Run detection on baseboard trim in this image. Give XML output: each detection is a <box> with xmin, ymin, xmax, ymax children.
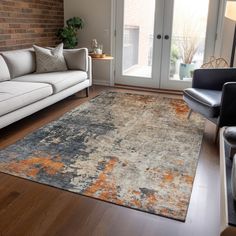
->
<box><xmin>93</xmin><ymin>80</ymin><xmax>111</xmax><ymax>86</ymax></box>
<box><xmin>114</xmin><ymin>84</ymin><xmax>183</xmax><ymax>95</ymax></box>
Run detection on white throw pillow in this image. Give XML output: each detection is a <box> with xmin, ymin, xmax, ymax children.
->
<box><xmin>33</xmin><ymin>43</ymin><xmax>68</xmax><ymax>73</ymax></box>
<box><xmin>0</xmin><ymin>55</ymin><xmax>11</xmax><ymax>81</ymax></box>
<box><xmin>63</xmin><ymin>48</ymin><xmax>88</xmax><ymax>71</ymax></box>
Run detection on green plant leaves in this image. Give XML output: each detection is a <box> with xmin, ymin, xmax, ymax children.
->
<box><xmin>56</xmin><ymin>17</ymin><xmax>84</xmax><ymax>49</ymax></box>
<box><xmin>66</xmin><ymin>17</ymin><xmax>85</xmax><ymax>29</ymax></box>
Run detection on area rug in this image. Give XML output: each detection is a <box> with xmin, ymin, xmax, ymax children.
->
<box><xmin>0</xmin><ymin>91</ymin><xmax>204</xmax><ymax>221</ymax></box>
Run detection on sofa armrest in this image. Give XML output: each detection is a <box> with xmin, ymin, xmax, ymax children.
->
<box><xmin>192</xmin><ymin>68</ymin><xmax>236</xmax><ymax>90</ymax></box>
<box><xmin>219</xmin><ymin>82</ymin><xmax>236</xmax><ymax>127</ymax></box>
<box><xmin>63</xmin><ymin>48</ymin><xmax>88</xmax><ymax>72</ymax></box>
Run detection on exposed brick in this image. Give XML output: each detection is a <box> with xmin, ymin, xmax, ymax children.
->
<box><xmin>0</xmin><ymin>0</ymin><xmax>64</xmax><ymax>51</ymax></box>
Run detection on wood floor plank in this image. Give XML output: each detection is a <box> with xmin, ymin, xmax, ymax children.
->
<box><xmin>0</xmin><ymin>86</ymin><xmax>220</xmax><ymax>236</ymax></box>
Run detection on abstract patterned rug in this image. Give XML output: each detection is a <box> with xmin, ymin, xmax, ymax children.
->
<box><xmin>0</xmin><ymin>92</ymin><xmax>204</xmax><ymax>221</ymax></box>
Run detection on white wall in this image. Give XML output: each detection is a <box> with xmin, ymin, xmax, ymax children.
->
<box><xmin>64</xmin><ymin>0</ymin><xmax>113</xmax><ymax>86</ymax></box>
<box><xmin>220</xmin><ymin>18</ymin><xmax>235</xmax><ymax>66</ymax></box>
<box><xmin>211</xmin><ymin>0</ymin><xmax>236</xmax><ymax>66</ymax></box>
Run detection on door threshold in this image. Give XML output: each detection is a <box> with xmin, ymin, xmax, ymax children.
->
<box><xmin>114</xmin><ymin>84</ymin><xmax>183</xmax><ymax>95</ymax></box>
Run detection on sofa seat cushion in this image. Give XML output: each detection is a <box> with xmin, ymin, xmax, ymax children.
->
<box><xmin>13</xmin><ymin>71</ymin><xmax>87</xmax><ymax>94</ymax></box>
<box><xmin>183</xmin><ymin>88</ymin><xmax>222</xmax><ymax>118</ymax></box>
<box><xmin>0</xmin><ymin>81</ymin><xmax>53</xmax><ymax>117</ymax></box>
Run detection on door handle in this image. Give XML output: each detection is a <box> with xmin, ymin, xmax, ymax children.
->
<box><xmin>164</xmin><ymin>35</ymin><xmax>170</xmax><ymax>40</ymax></box>
<box><xmin>157</xmin><ymin>34</ymin><xmax>162</xmax><ymax>39</ymax></box>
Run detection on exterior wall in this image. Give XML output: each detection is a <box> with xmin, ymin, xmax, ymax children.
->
<box><xmin>124</xmin><ymin>0</ymin><xmax>155</xmax><ymax>66</ymax></box>
<box><xmin>0</xmin><ymin>0</ymin><xmax>64</xmax><ymax>51</ymax></box>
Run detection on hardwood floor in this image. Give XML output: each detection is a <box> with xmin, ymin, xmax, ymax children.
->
<box><xmin>0</xmin><ymin>86</ymin><xmax>220</xmax><ymax>236</ymax></box>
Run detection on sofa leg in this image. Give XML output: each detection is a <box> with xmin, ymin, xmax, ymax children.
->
<box><xmin>86</xmin><ymin>87</ymin><xmax>89</xmax><ymax>97</ymax></box>
<box><xmin>187</xmin><ymin>109</ymin><xmax>192</xmax><ymax>119</ymax></box>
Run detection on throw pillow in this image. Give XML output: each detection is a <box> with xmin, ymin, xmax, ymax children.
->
<box><xmin>0</xmin><ymin>55</ymin><xmax>11</xmax><ymax>81</ymax></box>
<box><xmin>33</xmin><ymin>43</ymin><xmax>68</xmax><ymax>73</ymax></box>
<box><xmin>63</xmin><ymin>48</ymin><xmax>88</xmax><ymax>71</ymax></box>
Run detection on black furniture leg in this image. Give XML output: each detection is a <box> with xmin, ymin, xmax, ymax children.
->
<box><xmin>187</xmin><ymin>109</ymin><xmax>192</xmax><ymax>120</ymax></box>
<box><xmin>215</xmin><ymin>125</ymin><xmax>220</xmax><ymax>143</ymax></box>
<box><xmin>230</xmin><ymin>24</ymin><xmax>236</xmax><ymax>68</ymax></box>
<box><xmin>86</xmin><ymin>87</ymin><xmax>89</xmax><ymax>97</ymax></box>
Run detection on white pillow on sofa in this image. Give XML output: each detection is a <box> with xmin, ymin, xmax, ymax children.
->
<box><xmin>0</xmin><ymin>55</ymin><xmax>11</xmax><ymax>81</ymax></box>
<box><xmin>63</xmin><ymin>48</ymin><xmax>88</xmax><ymax>71</ymax></box>
<box><xmin>33</xmin><ymin>43</ymin><xmax>68</xmax><ymax>73</ymax></box>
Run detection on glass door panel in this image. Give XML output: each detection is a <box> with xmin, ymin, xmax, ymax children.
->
<box><xmin>169</xmin><ymin>0</ymin><xmax>210</xmax><ymax>82</ymax></box>
<box><xmin>115</xmin><ymin>0</ymin><xmax>164</xmax><ymax>88</ymax></box>
<box><xmin>122</xmin><ymin>0</ymin><xmax>155</xmax><ymax>78</ymax></box>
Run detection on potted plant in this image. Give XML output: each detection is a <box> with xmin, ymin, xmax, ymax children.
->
<box><xmin>178</xmin><ymin>28</ymin><xmax>200</xmax><ymax>80</ymax></box>
<box><xmin>170</xmin><ymin>44</ymin><xmax>179</xmax><ymax>77</ymax></box>
<box><xmin>57</xmin><ymin>17</ymin><xmax>85</xmax><ymax>49</ymax></box>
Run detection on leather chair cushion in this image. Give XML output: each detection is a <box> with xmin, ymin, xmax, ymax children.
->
<box><xmin>183</xmin><ymin>88</ymin><xmax>222</xmax><ymax>118</ymax></box>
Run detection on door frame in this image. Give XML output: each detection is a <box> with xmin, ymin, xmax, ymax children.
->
<box><xmin>111</xmin><ymin>0</ymin><xmax>222</xmax><ymax>90</ymax></box>
<box><xmin>114</xmin><ymin>0</ymin><xmax>165</xmax><ymax>88</ymax></box>
<box><xmin>160</xmin><ymin>0</ymin><xmax>221</xmax><ymax>90</ymax></box>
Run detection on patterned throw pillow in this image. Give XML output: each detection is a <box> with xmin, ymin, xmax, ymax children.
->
<box><xmin>33</xmin><ymin>43</ymin><xmax>68</xmax><ymax>73</ymax></box>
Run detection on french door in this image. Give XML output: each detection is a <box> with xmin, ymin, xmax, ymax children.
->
<box><xmin>115</xmin><ymin>0</ymin><xmax>219</xmax><ymax>90</ymax></box>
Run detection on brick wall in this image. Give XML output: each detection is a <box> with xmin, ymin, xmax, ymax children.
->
<box><xmin>0</xmin><ymin>0</ymin><xmax>64</xmax><ymax>51</ymax></box>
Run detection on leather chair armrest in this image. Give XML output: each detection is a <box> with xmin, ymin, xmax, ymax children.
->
<box><xmin>192</xmin><ymin>68</ymin><xmax>236</xmax><ymax>90</ymax></box>
<box><xmin>219</xmin><ymin>82</ymin><xmax>236</xmax><ymax>127</ymax></box>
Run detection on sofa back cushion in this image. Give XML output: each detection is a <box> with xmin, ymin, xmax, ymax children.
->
<box><xmin>46</xmin><ymin>47</ymin><xmax>88</xmax><ymax>72</ymax></box>
<box><xmin>0</xmin><ymin>55</ymin><xmax>10</xmax><ymax>82</ymax></box>
<box><xmin>1</xmin><ymin>49</ymin><xmax>36</xmax><ymax>78</ymax></box>
<box><xmin>63</xmin><ymin>48</ymin><xmax>88</xmax><ymax>71</ymax></box>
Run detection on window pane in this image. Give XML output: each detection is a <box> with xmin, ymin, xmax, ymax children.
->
<box><xmin>169</xmin><ymin>0</ymin><xmax>210</xmax><ymax>81</ymax></box>
<box><xmin>122</xmin><ymin>0</ymin><xmax>155</xmax><ymax>78</ymax></box>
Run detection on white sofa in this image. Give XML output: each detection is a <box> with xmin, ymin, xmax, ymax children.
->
<box><xmin>0</xmin><ymin>48</ymin><xmax>92</xmax><ymax>129</ymax></box>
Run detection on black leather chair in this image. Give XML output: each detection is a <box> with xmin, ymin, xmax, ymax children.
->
<box><xmin>183</xmin><ymin>68</ymin><xmax>236</xmax><ymax>140</ymax></box>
